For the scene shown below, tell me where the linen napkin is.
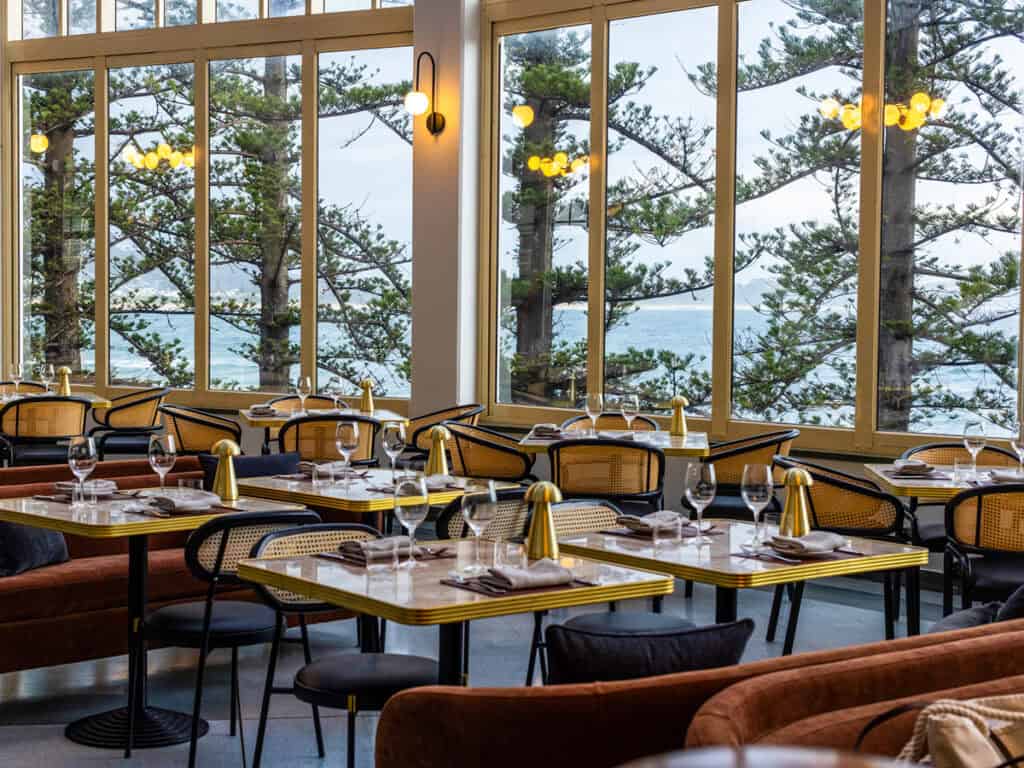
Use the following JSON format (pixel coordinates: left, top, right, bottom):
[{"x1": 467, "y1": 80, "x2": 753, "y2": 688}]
[
  {"x1": 54, "y1": 479, "x2": 118, "y2": 496},
  {"x1": 531, "y1": 423, "x2": 564, "y2": 439},
  {"x1": 338, "y1": 536, "x2": 410, "y2": 565},
  {"x1": 598, "y1": 431, "x2": 635, "y2": 440},
  {"x1": 989, "y1": 470, "x2": 1024, "y2": 484},
  {"x1": 616, "y1": 510, "x2": 683, "y2": 536},
  {"x1": 770, "y1": 531, "x2": 846, "y2": 556},
  {"x1": 477, "y1": 558, "x2": 574, "y2": 591},
  {"x1": 249, "y1": 403, "x2": 279, "y2": 415}
]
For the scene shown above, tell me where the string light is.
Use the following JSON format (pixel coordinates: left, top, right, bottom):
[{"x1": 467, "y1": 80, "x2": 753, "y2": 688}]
[
  {"x1": 525, "y1": 152, "x2": 589, "y2": 178},
  {"x1": 512, "y1": 104, "x2": 535, "y2": 128},
  {"x1": 122, "y1": 142, "x2": 195, "y2": 171},
  {"x1": 819, "y1": 92, "x2": 946, "y2": 133},
  {"x1": 29, "y1": 133, "x2": 49, "y2": 153}
]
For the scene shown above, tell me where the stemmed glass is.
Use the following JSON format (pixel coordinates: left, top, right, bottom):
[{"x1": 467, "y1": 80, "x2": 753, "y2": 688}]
[
  {"x1": 461, "y1": 480, "x2": 497, "y2": 576},
  {"x1": 40, "y1": 363, "x2": 54, "y2": 393},
  {"x1": 1012, "y1": 427, "x2": 1024, "y2": 475},
  {"x1": 585, "y1": 392, "x2": 604, "y2": 436},
  {"x1": 382, "y1": 422, "x2": 406, "y2": 485},
  {"x1": 741, "y1": 464, "x2": 773, "y2": 546},
  {"x1": 68, "y1": 436, "x2": 98, "y2": 508},
  {"x1": 11, "y1": 363, "x2": 22, "y2": 395},
  {"x1": 330, "y1": 383, "x2": 346, "y2": 412},
  {"x1": 296, "y1": 376, "x2": 312, "y2": 415},
  {"x1": 148, "y1": 435, "x2": 177, "y2": 492},
  {"x1": 962, "y1": 421, "x2": 987, "y2": 479},
  {"x1": 393, "y1": 474, "x2": 429, "y2": 569},
  {"x1": 684, "y1": 463, "x2": 717, "y2": 545},
  {"x1": 335, "y1": 420, "x2": 360, "y2": 490},
  {"x1": 619, "y1": 393, "x2": 639, "y2": 431}
]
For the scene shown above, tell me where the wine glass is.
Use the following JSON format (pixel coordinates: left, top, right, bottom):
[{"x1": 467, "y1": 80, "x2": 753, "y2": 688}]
[
  {"x1": 620, "y1": 393, "x2": 640, "y2": 431},
  {"x1": 684, "y1": 463, "x2": 717, "y2": 545},
  {"x1": 382, "y1": 421, "x2": 406, "y2": 484},
  {"x1": 585, "y1": 392, "x2": 604, "y2": 436},
  {"x1": 295, "y1": 376, "x2": 313, "y2": 415},
  {"x1": 393, "y1": 474, "x2": 429, "y2": 569},
  {"x1": 39, "y1": 363, "x2": 54, "y2": 393},
  {"x1": 962, "y1": 421, "x2": 987, "y2": 479},
  {"x1": 461, "y1": 480, "x2": 497, "y2": 576},
  {"x1": 741, "y1": 464, "x2": 773, "y2": 546},
  {"x1": 335, "y1": 420, "x2": 360, "y2": 491},
  {"x1": 148, "y1": 435, "x2": 177, "y2": 492},
  {"x1": 68, "y1": 436, "x2": 98, "y2": 508},
  {"x1": 1012, "y1": 427, "x2": 1024, "y2": 475},
  {"x1": 330, "y1": 383, "x2": 347, "y2": 412},
  {"x1": 11, "y1": 363, "x2": 22, "y2": 395}
]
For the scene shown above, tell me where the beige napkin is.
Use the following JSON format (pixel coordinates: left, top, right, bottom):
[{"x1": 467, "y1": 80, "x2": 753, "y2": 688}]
[
  {"x1": 770, "y1": 531, "x2": 846, "y2": 556},
  {"x1": 616, "y1": 510, "x2": 683, "y2": 535},
  {"x1": 989, "y1": 470, "x2": 1024, "y2": 483},
  {"x1": 599, "y1": 431, "x2": 635, "y2": 440},
  {"x1": 339, "y1": 536, "x2": 409, "y2": 564},
  {"x1": 145, "y1": 490, "x2": 221, "y2": 513},
  {"x1": 478, "y1": 558, "x2": 574, "y2": 591}
]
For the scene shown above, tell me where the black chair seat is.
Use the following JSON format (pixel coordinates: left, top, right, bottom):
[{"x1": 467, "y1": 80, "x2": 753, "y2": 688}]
[
  {"x1": 968, "y1": 553, "x2": 1024, "y2": 602},
  {"x1": 915, "y1": 518, "x2": 946, "y2": 551},
  {"x1": 294, "y1": 653, "x2": 438, "y2": 711},
  {"x1": 97, "y1": 433, "x2": 154, "y2": 456},
  {"x1": 11, "y1": 444, "x2": 69, "y2": 465},
  {"x1": 564, "y1": 611, "x2": 695, "y2": 635},
  {"x1": 147, "y1": 600, "x2": 278, "y2": 648}
]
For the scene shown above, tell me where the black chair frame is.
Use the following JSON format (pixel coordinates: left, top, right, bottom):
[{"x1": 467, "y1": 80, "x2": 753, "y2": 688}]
[
  {"x1": 158, "y1": 404, "x2": 243, "y2": 455},
  {"x1": 442, "y1": 420, "x2": 537, "y2": 481},
  {"x1": 548, "y1": 438, "x2": 666, "y2": 514},
  {"x1": 259, "y1": 395, "x2": 347, "y2": 454},
  {"x1": 277, "y1": 413, "x2": 381, "y2": 467},
  {"x1": 0, "y1": 395, "x2": 91, "y2": 467},
  {"x1": 560, "y1": 412, "x2": 660, "y2": 431},
  {"x1": 407, "y1": 403, "x2": 484, "y2": 456},
  {"x1": 88, "y1": 387, "x2": 169, "y2": 460}
]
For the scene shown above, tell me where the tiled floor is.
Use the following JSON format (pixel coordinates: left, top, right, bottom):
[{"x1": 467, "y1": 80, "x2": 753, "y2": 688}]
[{"x1": 0, "y1": 577, "x2": 941, "y2": 767}]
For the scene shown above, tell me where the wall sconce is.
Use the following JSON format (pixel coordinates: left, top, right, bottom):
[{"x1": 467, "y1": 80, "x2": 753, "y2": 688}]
[{"x1": 404, "y1": 51, "x2": 445, "y2": 135}]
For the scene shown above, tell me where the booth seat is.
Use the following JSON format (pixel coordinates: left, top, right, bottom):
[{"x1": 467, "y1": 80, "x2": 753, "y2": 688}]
[{"x1": 375, "y1": 619, "x2": 1024, "y2": 768}]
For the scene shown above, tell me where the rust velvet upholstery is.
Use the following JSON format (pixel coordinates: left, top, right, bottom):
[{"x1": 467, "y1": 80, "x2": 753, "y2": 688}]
[{"x1": 375, "y1": 619, "x2": 1024, "y2": 768}]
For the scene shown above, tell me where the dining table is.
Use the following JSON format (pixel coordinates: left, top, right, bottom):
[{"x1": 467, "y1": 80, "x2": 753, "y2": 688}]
[
  {"x1": 862, "y1": 462, "x2": 1024, "y2": 503},
  {"x1": 559, "y1": 519, "x2": 929, "y2": 652},
  {"x1": 518, "y1": 428, "x2": 711, "y2": 457},
  {"x1": 0, "y1": 491, "x2": 305, "y2": 755},
  {"x1": 0, "y1": 390, "x2": 113, "y2": 410},
  {"x1": 238, "y1": 406, "x2": 408, "y2": 429},
  {"x1": 237, "y1": 540, "x2": 674, "y2": 685}
]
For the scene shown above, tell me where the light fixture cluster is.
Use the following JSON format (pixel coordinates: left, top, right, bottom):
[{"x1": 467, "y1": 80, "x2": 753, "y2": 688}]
[
  {"x1": 819, "y1": 92, "x2": 946, "y2": 132},
  {"x1": 526, "y1": 152, "x2": 589, "y2": 178},
  {"x1": 122, "y1": 142, "x2": 196, "y2": 171}
]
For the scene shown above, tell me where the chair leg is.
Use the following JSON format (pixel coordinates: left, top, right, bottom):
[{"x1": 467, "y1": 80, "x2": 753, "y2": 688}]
[
  {"x1": 299, "y1": 616, "x2": 326, "y2": 759},
  {"x1": 891, "y1": 570, "x2": 902, "y2": 622},
  {"x1": 525, "y1": 611, "x2": 543, "y2": 686},
  {"x1": 883, "y1": 573, "x2": 895, "y2": 641},
  {"x1": 230, "y1": 647, "x2": 239, "y2": 737},
  {"x1": 187, "y1": 606, "x2": 215, "y2": 768},
  {"x1": 781, "y1": 582, "x2": 805, "y2": 656},
  {"x1": 608, "y1": 601, "x2": 617, "y2": 612},
  {"x1": 347, "y1": 705, "x2": 357, "y2": 768},
  {"x1": 943, "y1": 549, "x2": 954, "y2": 616},
  {"x1": 684, "y1": 580, "x2": 694, "y2": 598},
  {"x1": 652, "y1": 595, "x2": 663, "y2": 614},
  {"x1": 961, "y1": 573, "x2": 972, "y2": 610},
  {"x1": 766, "y1": 584, "x2": 785, "y2": 642},
  {"x1": 253, "y1": 619, "x2": 282, "y2": 768},
  {"x1": 234, "y1": 658, "x2": 248, "y2": 768},
  {"x1": 380, "y1": 619, "x2": 387, "y2": 651}
]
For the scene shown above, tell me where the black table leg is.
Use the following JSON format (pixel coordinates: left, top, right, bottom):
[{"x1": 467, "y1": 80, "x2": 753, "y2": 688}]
[
  {"x1": 905, "y1": 566, "x2": 921, "y2": 636},
  {"x1": 438, "y1": 622, "x2": 467, "y2": 686},
  {"x1": 65, "y1": 535, "x2": 209, "y2": 754},
  {"x1": 358, "y1": 614, "x2": 382, "y2": 653},
  {"x1": 715, "y1": 586, "x2": 738, "y2": 623}
]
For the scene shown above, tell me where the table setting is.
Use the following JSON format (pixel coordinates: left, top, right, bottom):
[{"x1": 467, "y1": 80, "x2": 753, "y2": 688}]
[{"x1": 732, "y1": 531, "x2": 866, "y2": 564}]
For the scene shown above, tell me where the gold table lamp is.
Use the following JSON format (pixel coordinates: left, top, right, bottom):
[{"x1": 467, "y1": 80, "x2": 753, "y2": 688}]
[
  {"x1": 424, "y1": 425, "x2": 450, "y2": 476},
  {"x1": 669, "y1": 395, "x2": 689, "y2": 437},
  {"x1": 57, "y1": 366, "x2": 72, "y2": 396},
  {"x1": 779, "y1": 467, "x2": 813, "y2": 537},
  {"x1": 525, "y1": 480, "x2": 562, "y2": 561},
  {"x1": 359, "y1": 379, "x2": 374, "y2": 413},
  {"x1": 211, "y1": 439, "x2": 241, "y2": 501}
]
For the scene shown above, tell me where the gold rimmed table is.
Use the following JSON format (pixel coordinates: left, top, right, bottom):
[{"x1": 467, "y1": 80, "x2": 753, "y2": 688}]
[
  {"x1": 559, "y1": 520, "x2": 929, "y2": 637},
  {"x1": 518, "y1": 429, "x2": 711, "y2": 457},
  {"x1": 0, "y1": 493, "x2": 304, "y2": 755},
  {"x1": 864, "y1": 463, "x2": 971, "y2": 503},
  {"x1": 238, "y1": 541, "x2": 674, "y2": 685},
  {"x1": 238, "y1": 407, "x2": 408, "y2": 429},
  {"x1": 0, "y1": 391, "x2": 113, "y2": 410}
]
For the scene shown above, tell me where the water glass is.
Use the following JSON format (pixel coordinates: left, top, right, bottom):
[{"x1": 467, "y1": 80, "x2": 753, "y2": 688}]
[
  {"x1": 367, "y1": 538, "x2": 398, "y2": 573},
  {"x1": 335, "y1": 420, "x2": 360, "y2": 490},
  {"x1": 148, "y1": 435, "x2": 177, "y2": 491},
  {"x1": 11, "y1": 363, "x2": 22, "y2": 394},
  {"x1": 683, "y1": 463, "x2": 716, "y2": 545},
  {"x1": 741, "y1": 464, "x2": 773, "y2": 545},
  {"x1": 461, "y1": 480, "x2": 497, "y2": 576},
  {"x1": 40, "y1": 363, "x2": 54, "y2": 393},
  {"x1": 620, "y1": 393, "x2": 640, "y2": 430},
  {"x1": 296, "y1": 376, "x2": 313, "y2": 414},
  {"x1": 963, "y1": 421, "x2": 986, "y2": 477},
  {"x1": 393, "y1": 475, "x2": 429, "y2": 569},
  {"x1": 651, "y1": 515, "x2": 682, "y2": 549},
  {"x1": 585, "y1": 392, "x2": 604, "y2": 435},
  {"x1": 953, "y1": 459, "x2": 972, "y2": 485},
  {"x1": 382, "y1": 422, "x2": 406, "y2": 484},
  {"x1": 311, "y1": 463, "x2": 333, "y2": 488},
  {"x1": 68, "y1": 436, "x2": 98, "y2": 509}
]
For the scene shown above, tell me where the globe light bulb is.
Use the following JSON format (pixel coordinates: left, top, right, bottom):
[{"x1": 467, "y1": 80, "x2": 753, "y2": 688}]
[
  {"x1": 884, "y1": 104, "x2": 900, "y2": 126},
  {"x1": 404, "y1": 90, "x2": 429, "y2": 116},
  {"x1": 570, "y1": 157, "x2": 585, "y2": 173},
  {"x1": 183, "y1": 151, "x2": 195, "y2": 168},
  {"x1": 144, "y1": 151, "x2": 159, "y2": 170},
  {"x1": 819, "y1": 97, "x2": 841, "y2": 120},
  {"x1": 169, "y1": 151, "x2": 183, "y2": 169},
  {"x1": 512, "y1": 104, "x2": 535, "y2": 129},
  {"x1": 29, "y1": 133, "x2": 49, "y2": 154},
  {"x1": 131, "y1": 153, "x2": 145, "y2": 169},
  {"x1": 157, "y1": 142, "x2": 172, "y2": 159},
  {"x1": 553, "y1": 151, "x2": 568, "y2": 168},
  {"x1": 929, "y1": 97, "x2": 945, "y2": 117},
  {"x1": 910, "y1": 92, "x2": 931, "y2": 113},
  {"x1": 898, "y1": 108, "x2": 925, "y2": 131},
  {"x1": 839, "y1": 104, "x2": 861, "y2": 131},
  {"x1": 540, "y1": 158, "x2": 558, "y2": 178},
  {"x1": 527, "y1": 155, "x2": 541, "y2": 171}
]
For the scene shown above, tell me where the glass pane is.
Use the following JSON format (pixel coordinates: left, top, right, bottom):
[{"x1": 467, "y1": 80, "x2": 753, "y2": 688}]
[
  {"x1": 877, "y1": 0, "x2": 1022, "y2": 437},
  {"x1": 19, "y1": 70, "x2": 96, "y2": 382},
  {"x1": 317, "y1": 47, "x2": 412, "y2": 397},
  {"x1": 69, "y1": 0, "x2": 97, "y2": 34},
  {"x1": 165, "y1": 0, "x2": 197, "y2": 25},
  {"x1": 269, "y1": 0, "x2": 303, "y2": 15},
  {"x1": 22, "y1": 0, "x2": 58, "y2": 38},
  {"x1": 217, "y1": 0, "x2": 257, "y2": 21},
  {"x1": 108, "y1": 64, "x2": 196, "y2": 388},
  {"x1": 604, "y1": 8, "x2": 717, "y2": 417},
  {"x1": 117, "y1": 0, "x2": 155, "y2": 29},
  {"x1": 496, "y1": 25, "x2": 592, "y2": 407},
  {"x1": 732, "y1": 0, "x2": 863, "y2": 427},
  {"x1": 324, "y1": 0, "x2": 370, "y2": 11},
  {"x1": 209, "y1": 55, "x2": 302, "y2": 392}
]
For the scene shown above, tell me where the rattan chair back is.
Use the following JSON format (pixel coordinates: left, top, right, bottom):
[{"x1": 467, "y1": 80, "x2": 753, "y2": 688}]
[
  {"x1": 408, "y1": 404, "x2": 483, "y2": 452},
  {"x1": 99, "y1": 387, "x2": 169, "y2": 429},
  {"x1": 549, "y1": 439, "x2": 665, "y2": 507},
  {"x1": 159, "y1": 404, "x2": 242, "y2": 453},
  {"x1": 706, "y1": 428, "x2": 800, "y2": 485},
  {"x1": 277, "y1": 414, "x2": 379, "y2": 463},
  {"x1": 435, "y1": 487, "x2": 530, "y2": 540},
  {"x1": 268, "y1": 395, "x2": 342, "y2": 412},
  {"x1": 903, "y1": 442, "x2": 1018, "y2": 468},
  {"x1": 548, "y1": 499, "x2": 622, "y2": 537},
  {"x1": 0, "y1": 396, "x2": 89, "y2": 438},
  {"x1": 444, "y1": 421, "x2": 534, "y2": 480},
  {"x1": 561, "y1": 413, "x2": 659, "y2": 432},
  {"x1": 946, "y1": 484, "x2": 1024, "y2": 553}
]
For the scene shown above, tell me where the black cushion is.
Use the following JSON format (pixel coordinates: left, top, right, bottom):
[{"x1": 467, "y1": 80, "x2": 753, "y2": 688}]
[
  {"x1": 198, "y1": 452, "x2": 301, "y2": 491},
  {"x1": 11, "y1": 444, "x2": 71, "y2": 466},
  {"x1": 146, "y1": 600, "x2": 278, "y2": 648},
  {"x1": 545, "y1": 618, "x2": 754, "y2": 685},
  {"x1": 97, "y1": 433, "x2": 154, "y2": 456},
  {"x1": 294, "y1": 653, "x2": 439, "y2": 711},
  {"x1": 928, "y1": 603, "x2": 1000, "y2": 634},
  {"x1": 0, "y1": 522, "x2": 68, "y2": 577},
  {"x1": 996, "y1": 583, "x2": 1024, "y2": 622},
  {"x1": 969, "y1": 553, "x2": 1024, "y2": 602},
  {"x1": 563, "y1": 611, "x2": 695, "y2": 635},
  {"x1": 914, "y1": 518, "x2": 946, "y2": 551}
]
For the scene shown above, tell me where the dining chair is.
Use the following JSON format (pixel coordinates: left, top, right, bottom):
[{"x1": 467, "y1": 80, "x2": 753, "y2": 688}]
[
  {"x1": 434, "y1": 486, "x2": 530, "y2": 540},
  {"x1": 249, "y1": 523, "x2": 438, "y2": 768},
  {"x1": 548, "y1": 438, "x2": 665, "y2": 514},
  {"x1": 560, "y1": 412, "x2": 659, "y2": 432},
  {"x1": 88, "y1": 387, "x2": 169, "y2": 460},
  {"x1": 277, "y1": 413, "x2": 380, "y2": 466},
  {"x1": 442, "y1": 421, "x2": 535, "y2": 481},
  {"x1": 259, "y1": 395, "x2": 342, "y2": 454},
  {"x1": 0, "y1": 380, "x2": 47, "y2": 394},
  {"x1": 159, "y1": 404, "x2": 243, "y2": 454},
  {"x1": 901, "y1": 442, "x2": 1019, "y2": 552},
  {"x1": 0, "y1": 395, "x2": 90, "y2": 466},
  {"x1": 403, "y1": 403, "x2": 484, "y2": 462},
  {"x1": 145, "y1": 510, "x2": 322, "y2": 768},
  {"x1": 943, "y1": 484, "x2": 1024, "y2": 616},
  {"x1": 767, "y1": 456, "x2": 907, "y2": 654}
]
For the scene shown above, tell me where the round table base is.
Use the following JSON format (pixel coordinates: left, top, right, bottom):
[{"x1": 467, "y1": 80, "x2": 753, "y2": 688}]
[{"x1": 65, "y1": 706, "x2": 209, "y2": 750}]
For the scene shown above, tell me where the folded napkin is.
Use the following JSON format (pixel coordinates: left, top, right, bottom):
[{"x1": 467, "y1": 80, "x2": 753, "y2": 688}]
[
  {"x1": 142, "y1": 489, "x2": 221, "y2": 514},
  {"x1": 531, "y1": 423, "x2": 564, "y2": 439},
  {"x1": 989, "y1": 470, "x2": 1024, "y2": 484},
  {"x1": 249, "y1": 404, "x2": 279, "y2": 415},
  {"x1": 616, "y1": 510, "x2": 683, "y2": 535},
  {"x1": 54, "y1": 479, "x2": 118, "y2": 496},
  {"x1": 770, "y1": 531, "x2": 846, "y2": 556},
  {"x1": 598, "y1": 431, "x2": 635, "y2": 440},
  {"x1": 338, "y1": 536, "x2": 410, "y2": 565},
  {"x1": 478, "y1": 558, "x2": 574, "y2": 591}
]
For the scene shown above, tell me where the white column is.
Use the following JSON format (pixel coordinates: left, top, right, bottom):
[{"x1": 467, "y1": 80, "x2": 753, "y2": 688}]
[{"x1": 409, "y1": 0, "x2": 481, "y2": 416}]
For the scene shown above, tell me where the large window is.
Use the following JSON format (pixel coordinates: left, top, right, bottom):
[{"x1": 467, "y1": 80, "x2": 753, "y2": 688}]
[
  {"x1": 495, "y1": 24, "x2": 592, "y2": 408},
  {"x1": 877, "y1": 0, "x2": 1022, "y2": 437},
  {"x1": 108, "y1": 63, "x2": 196, "y2": 387},
  {"x1": 209, "y1": 54, "x2": 303, "y2": 392},
  {"x1": 316, "y1": 47, "x2": 413, "y2": 396},
  {"x1": 19, "y1": 69, "x2": 97, "y2": 382},
  {"x1": 603, "y1": 7, "x2": 718, "y2": 417}
]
